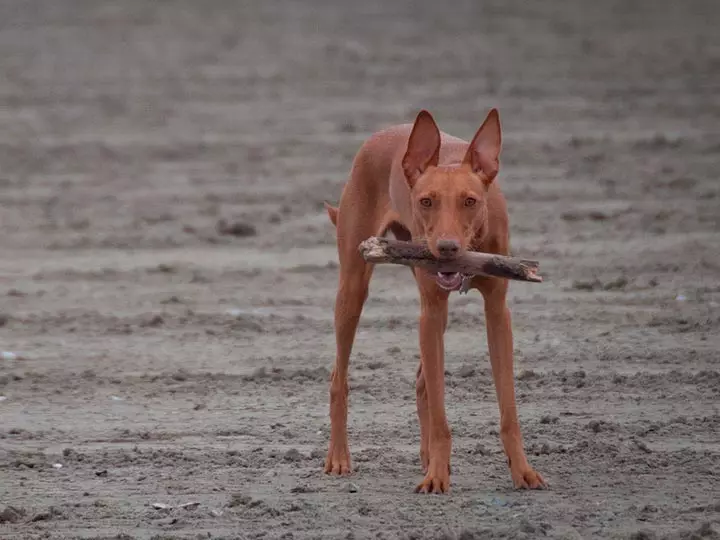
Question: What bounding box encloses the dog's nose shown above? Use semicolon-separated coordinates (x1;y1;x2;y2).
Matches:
437;238;460;258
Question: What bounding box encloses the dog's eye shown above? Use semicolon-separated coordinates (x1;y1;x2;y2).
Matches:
464;197;477;208
419;198;433;208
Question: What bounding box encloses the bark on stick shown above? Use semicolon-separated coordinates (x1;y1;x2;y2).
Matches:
358;236;542;283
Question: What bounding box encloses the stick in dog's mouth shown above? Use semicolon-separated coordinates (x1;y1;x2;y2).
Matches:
358;236;543;284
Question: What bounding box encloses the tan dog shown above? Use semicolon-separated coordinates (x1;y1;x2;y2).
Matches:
324;109;546;494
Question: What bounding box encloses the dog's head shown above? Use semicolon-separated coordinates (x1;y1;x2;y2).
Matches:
402;108;502;261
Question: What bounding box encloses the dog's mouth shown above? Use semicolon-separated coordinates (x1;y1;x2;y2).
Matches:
435;271;463;291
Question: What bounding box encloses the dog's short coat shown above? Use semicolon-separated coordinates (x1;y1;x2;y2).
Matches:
324;109;546;493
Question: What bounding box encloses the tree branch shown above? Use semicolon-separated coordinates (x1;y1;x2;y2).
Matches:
358;237;542;283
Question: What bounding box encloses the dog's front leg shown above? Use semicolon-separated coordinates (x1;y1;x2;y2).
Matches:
414;275;451;494
482;279;546;489
325;260;374;476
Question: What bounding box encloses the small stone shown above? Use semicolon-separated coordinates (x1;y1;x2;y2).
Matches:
30;507;62;522
457;365;475;378
52;463;63;469
209;509;223;517
143;315;164;327
283;448;303;462
0;506;26;523
180;501;200;510
633;439;652;453
346;482;359;493
154;264;176;274
572;279;599;291
216;219;257;237
152;502;171;511
628;531;657;540
516;369;537;381
603;276;628;291
290;484;318;494
95;470;108;477
228;494;252;507
470;443;490;456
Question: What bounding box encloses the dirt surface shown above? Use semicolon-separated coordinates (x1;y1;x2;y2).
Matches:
1;1;719;539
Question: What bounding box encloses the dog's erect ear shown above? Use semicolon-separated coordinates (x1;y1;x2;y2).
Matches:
463;108;502;184
402;110;441;188
323;201;338;227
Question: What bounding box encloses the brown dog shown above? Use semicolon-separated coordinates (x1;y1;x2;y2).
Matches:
324;109;546;494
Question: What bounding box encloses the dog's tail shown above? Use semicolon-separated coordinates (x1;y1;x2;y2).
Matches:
323;201;339;228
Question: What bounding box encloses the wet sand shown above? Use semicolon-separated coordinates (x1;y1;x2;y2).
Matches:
1;1;719;538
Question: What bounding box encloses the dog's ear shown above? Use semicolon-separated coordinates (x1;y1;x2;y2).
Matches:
402;110;441;188
463;108;502;184
323;201;338;227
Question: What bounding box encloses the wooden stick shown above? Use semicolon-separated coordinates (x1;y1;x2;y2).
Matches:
358;237;542;283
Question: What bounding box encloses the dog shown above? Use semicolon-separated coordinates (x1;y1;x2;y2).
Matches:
323;109;546;494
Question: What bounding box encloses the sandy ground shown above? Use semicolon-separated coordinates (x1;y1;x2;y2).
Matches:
1;1;719;539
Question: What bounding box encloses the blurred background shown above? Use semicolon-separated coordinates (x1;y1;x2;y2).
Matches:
1;0;717;252
1;1;718;538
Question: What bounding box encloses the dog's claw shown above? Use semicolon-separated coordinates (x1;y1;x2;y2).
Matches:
415;463;450;494
325;462;352;475
511;466;547;490
324;459;352;475
324;444;352;476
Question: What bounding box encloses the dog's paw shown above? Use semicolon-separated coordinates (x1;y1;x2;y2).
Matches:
415;462;451;494
511;465;547;490
324;443;352;476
